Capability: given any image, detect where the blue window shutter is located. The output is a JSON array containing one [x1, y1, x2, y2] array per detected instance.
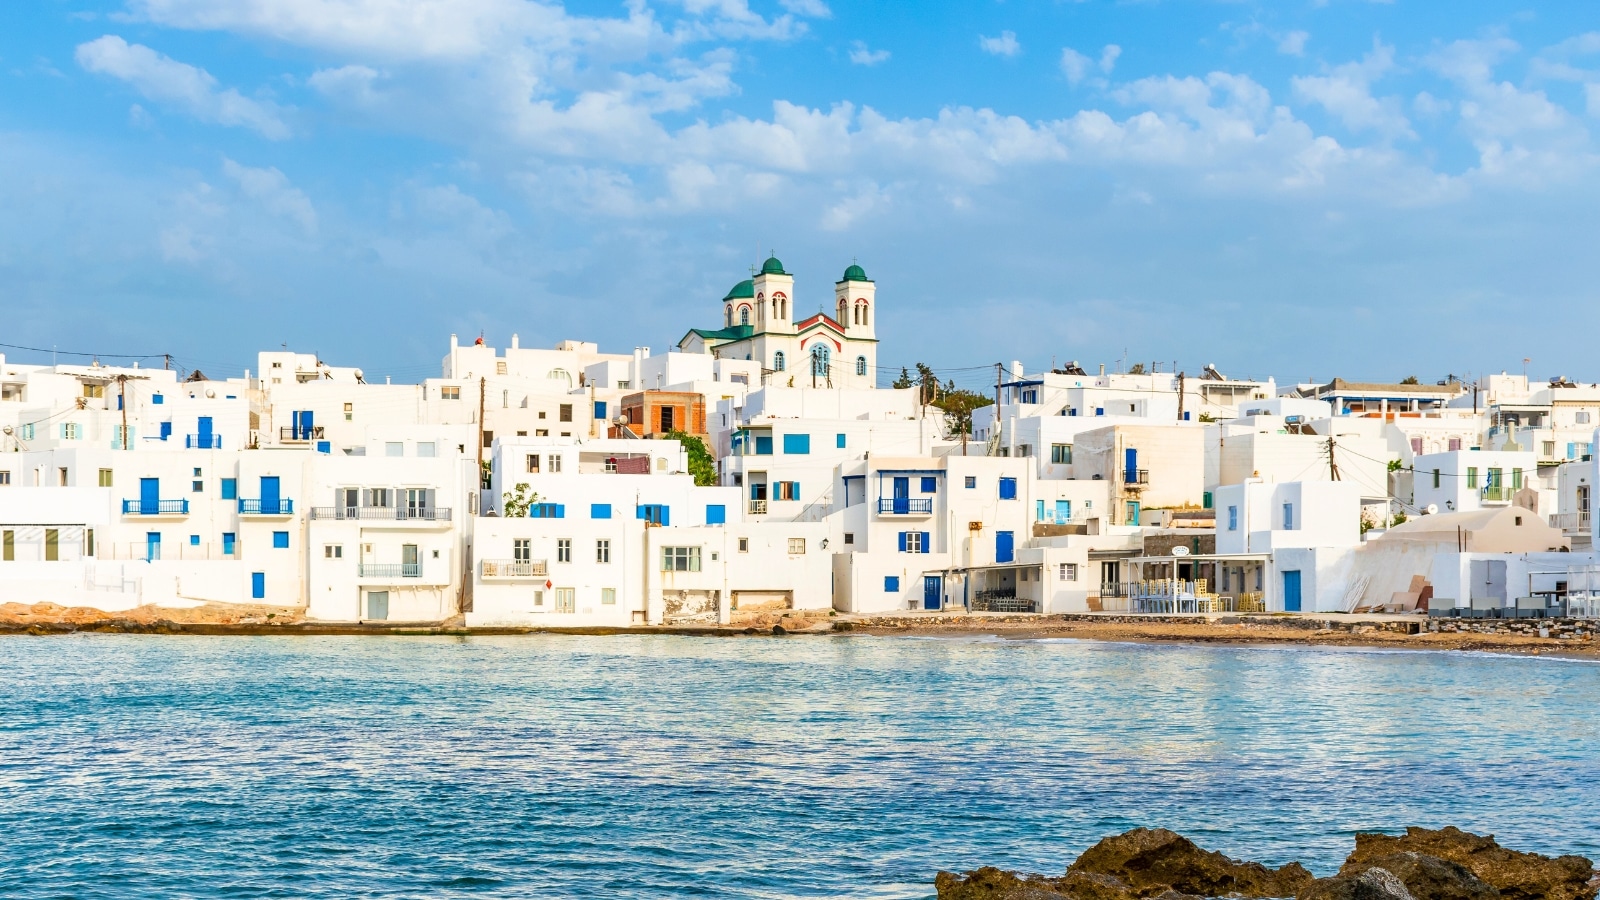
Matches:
[[919, 532, 930, 553], [591, 503, 611, 519], [190, 535, 200, 546], [836, 433, 846, 448], [706, 504, 725, 525], [755, 436, 773, 455], [117, 395, 123, 411], [884, 576, 899, 592], [556, 504, 566, 519], [222, 533, 236, 554], [999, 477, 1017, 500], [159, 422, 172, 440], [594, 401, 607, 420], [898, 532, 908, 552], [660, 505, 669, 526], [221, 478, 237, 500], [637, 505, 649, 519], [1036, 500, 1045, 521], [996, 530, 1014, 563], [921, 476, 936, 493], [272, 531, 289, 549], [251, 572, 265, 599], [783, 433, 810, 454], [152, 394, 164, 405]]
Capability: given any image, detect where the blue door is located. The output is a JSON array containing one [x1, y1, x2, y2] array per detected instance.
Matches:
[[139, 477, 159, 514], [892, 477, 909, 514], [259, 476, 280, 515], [222, 533, 236, 556], [251, 572, 265, 600], [1124, 448, 1138, 482], [198, 416, 214, 447], [923, 576, 942, 611], [996, 530, 1014, 563], [145, 532, 161, 561], [1282, 570, 1303, 612]]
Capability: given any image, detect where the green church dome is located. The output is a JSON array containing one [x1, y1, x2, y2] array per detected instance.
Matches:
[[760, 256, 787, 275], [842, 263, 870, 282], [722, 279, 755, 301]]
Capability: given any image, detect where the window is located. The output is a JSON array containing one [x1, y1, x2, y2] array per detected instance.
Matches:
[[856, 356, 867, 376], [1228, 506, 1238, 531], [1282, 503, 1294, 530], [998, 477, 1018, 500], [98, 468, 113, 487], [513, 539, 531, 562], [386, 442, 403, 457], [662, 546, 701, 571], [1433, 469, 1441, 489], [190, 534, 201, 546], [483, 431, 495, 445], [836, 433, 846, 449], [18, 423, 33, 441], [539, 411, 547, 419], [775, 481, 800, 501], [844, 533, 855, 545], [1513, 468, 1524, 490], [222, 533, 236, 556], [705, 504, 726, 525], [884, 576, 900, 592], [325, 545, 343, 559], [591, 503, 612, 519], [899, 531, 928, 553], [272, 531, 289, 549], [560, 404, 573, 423], [344, 402, 354, 421], [739, 307, 750, 326], [965, 476, 976, 489], [192, 480, 203, 493], [920, 476, 937, 493], [1580, 412, 1593, 425], [1051, 444, 1073, 465], [601, 588, 617, 605], [549, 455, 562, 473], [596, 539, 611, 563], [659, 406, 674, 432], [773, 351, 785, 371], [1466, 467, 1478, 489], [62, 423, 81, 440], [788, 538, 806, 554], [557, 539, 572, 563], [58, 467, 68, 486], [442, 385, 460, 400], [530, 503, 565, 518], [738, 537, 749, 552], [417, 442, 436, 458], [637, 504, 669, 525], [1, 471, 11, 486], [1060, 563, 1078, 581], [527, 454, 540, 473], [594, 401, 607, 420], [83, 383, 104, 399], [783, 434, 810, 454]]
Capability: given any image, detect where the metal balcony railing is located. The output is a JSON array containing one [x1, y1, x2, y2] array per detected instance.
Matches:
[[279, 425, 325, 442], [1480, 485, 1513, 502], [877, 497, 934, 515], [238, 499, 295, 515], [309, 506, 452, 521], [121, 499, 189, 515], [1124, 469, 1150, 485], [359, 563, 421, 578], [185, 434, 222, 449], [481, 559, 549, 578], [748, 499, 768, 515]]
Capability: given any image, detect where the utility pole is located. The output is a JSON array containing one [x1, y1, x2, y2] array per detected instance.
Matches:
[[994, 363, 1003, 457], [1177, 371, 1185, 422], [1328, 435, 1341, 481], [476, 375, 487, 487], [163, 354, 171, 371], [118, 375, 127, 450]]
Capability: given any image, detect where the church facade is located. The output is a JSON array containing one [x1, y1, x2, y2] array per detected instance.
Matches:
[[677, 256, 879, 390]]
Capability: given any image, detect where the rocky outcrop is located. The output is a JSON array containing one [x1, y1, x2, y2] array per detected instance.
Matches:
[[936, 827, 1595, 900], [1342, 827, 1596, 900], [1065, 828, 1313, 899]]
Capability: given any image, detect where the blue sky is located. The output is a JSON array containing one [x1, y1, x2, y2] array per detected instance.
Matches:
[[3, 1, 1599, 388]]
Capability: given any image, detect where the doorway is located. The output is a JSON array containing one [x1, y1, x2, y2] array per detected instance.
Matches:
[[923, 575, 942, 611]]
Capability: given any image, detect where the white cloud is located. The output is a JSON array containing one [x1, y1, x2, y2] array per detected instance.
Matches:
[[1278, 30, 1309, 56], [1292, 41, 1413, 138], [778, 0, 830, 17], [74, 35, 290, 138], [1587, 83, 1600, 117], [848, 41, 889, 67], [1062, 44, 1120, 85], [820, 182, 887, 230], [222, 158, 317, 233], [979, 31, 1020, 58]]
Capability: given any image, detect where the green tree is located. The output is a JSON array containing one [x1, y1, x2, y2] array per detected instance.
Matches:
[[502, 483, 539, 518], [1400, 375, 1420, 385], [891, 367, 914, 390], [665, 430, 718, 486]]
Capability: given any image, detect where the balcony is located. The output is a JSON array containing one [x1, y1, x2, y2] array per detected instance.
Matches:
[[481, 559, 549, 578], [121, 499, 189, 516], [310, 506, 453, 523], [748, 499, 768, 515], [279, 425, 325, 443], [238, 498, 295, 516], [185, 434, 222, 449], [1550, 511, 1591, 533], [877, 497, 934, 516], [1480, 485, 1513, 504], [1124, 469, 1150, 487], [358, 563, 421, 578]]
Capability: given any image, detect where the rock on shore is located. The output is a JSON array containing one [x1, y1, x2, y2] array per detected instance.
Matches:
[[935, 826, 1597, 900]]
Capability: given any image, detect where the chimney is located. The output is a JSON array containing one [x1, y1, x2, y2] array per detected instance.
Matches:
[[511, 333, 520, 350], [450, 333, 459, 349]]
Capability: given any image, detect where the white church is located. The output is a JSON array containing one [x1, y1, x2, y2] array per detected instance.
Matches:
[[677, 255, 879, 389]]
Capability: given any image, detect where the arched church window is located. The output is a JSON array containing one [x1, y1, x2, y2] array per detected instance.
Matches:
[[856, 356, 867, 376], [773, 351, 785, 371], [725, 305, 732, 327], [857, 301, 869, 327], [838, 300, 848, 323], [811, 344, 830, 377], [739, 306, 750, 326]]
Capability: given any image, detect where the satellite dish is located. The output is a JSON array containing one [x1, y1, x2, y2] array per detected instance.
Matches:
[[205, 389, 216, 398], [612, 415, 629, 425], [1425, 504, 1439, 515], [1, 426, 11, 435], [1172, 546, 1191, 557]]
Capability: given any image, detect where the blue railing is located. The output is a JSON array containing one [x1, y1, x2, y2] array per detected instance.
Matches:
[[359, 563, 421, 578], [238, 499, 295, 515], [185, 434, 222, 449], [877, 497, 934, 515], [122, 499, 189, 515]]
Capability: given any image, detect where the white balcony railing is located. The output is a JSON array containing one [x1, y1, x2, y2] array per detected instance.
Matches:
[[481, 559, 549, 578]]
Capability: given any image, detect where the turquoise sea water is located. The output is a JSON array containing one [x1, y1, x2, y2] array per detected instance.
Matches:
[[2, 634, 1597, 898]]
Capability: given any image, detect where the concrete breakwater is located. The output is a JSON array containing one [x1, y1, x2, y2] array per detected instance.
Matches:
[[938, 825, 1599, 900]]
